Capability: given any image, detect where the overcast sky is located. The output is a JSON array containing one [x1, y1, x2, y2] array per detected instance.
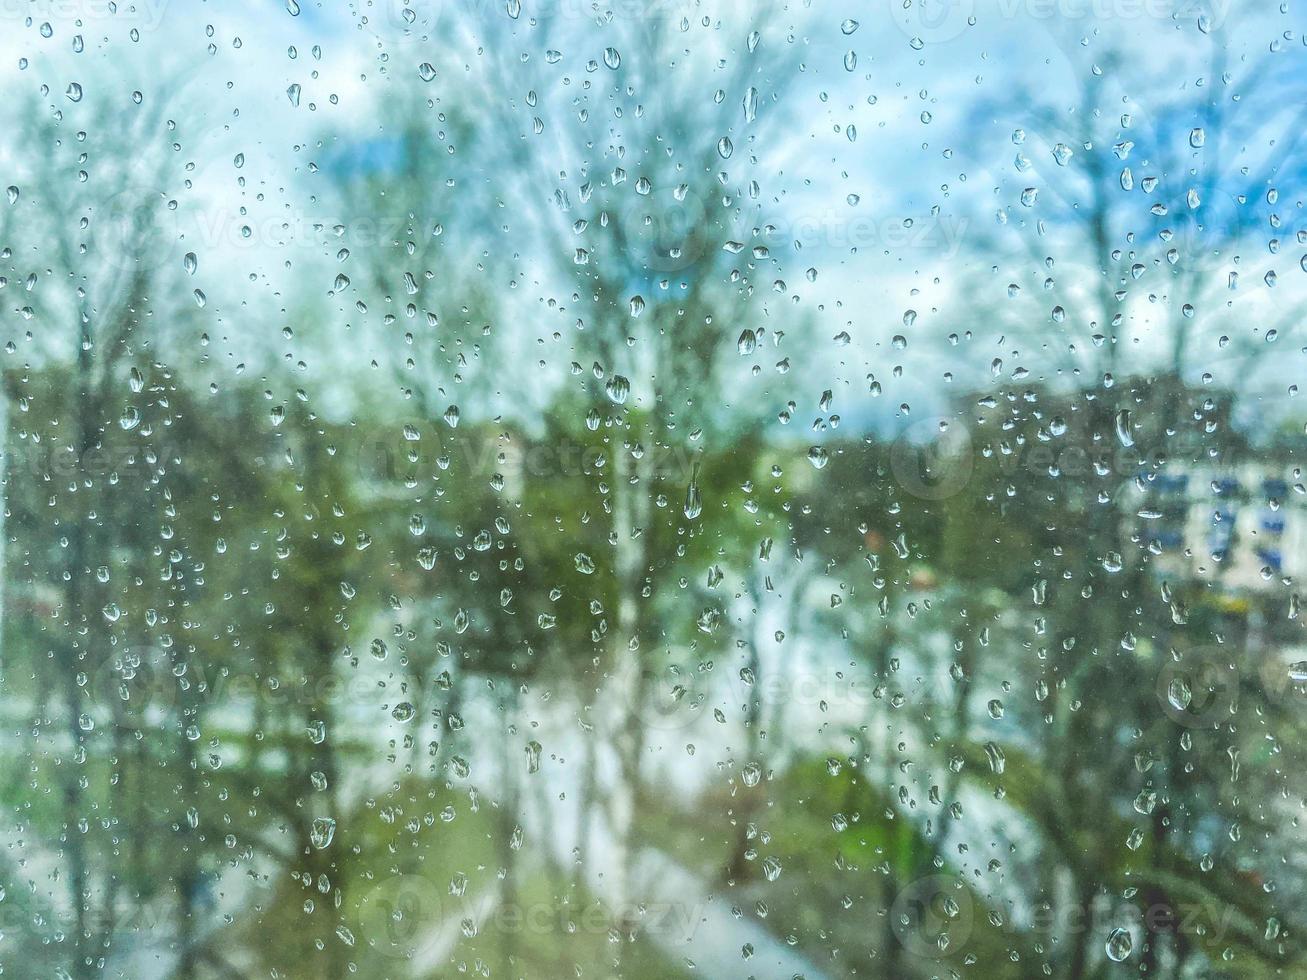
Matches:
[[2, 0, 1304, 436]]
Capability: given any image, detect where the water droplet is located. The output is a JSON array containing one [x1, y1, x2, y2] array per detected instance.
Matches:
[[1167, 677, 1192, 712], [309, 816, 336, 849], [605, 375, 630, 404], [742, 86, 758, 124], [391, 702, 416, 723], [984, 741, 1006, 774], [1105, 928, 1132, 962], [684, 477, 702, 520], [1115, 409, 1134, 447]]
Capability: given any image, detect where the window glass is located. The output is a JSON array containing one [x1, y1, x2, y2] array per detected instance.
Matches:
[[1, 2, 1302, 977]]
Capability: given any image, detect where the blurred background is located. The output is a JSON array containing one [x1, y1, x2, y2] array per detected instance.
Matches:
[[0, 0, 1304, 977]]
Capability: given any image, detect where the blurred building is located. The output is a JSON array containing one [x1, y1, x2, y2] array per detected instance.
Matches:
[[1133, 464, 1306, 590]]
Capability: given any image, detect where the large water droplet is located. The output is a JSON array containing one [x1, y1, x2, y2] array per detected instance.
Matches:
[[1105, 928, 1132, 962]]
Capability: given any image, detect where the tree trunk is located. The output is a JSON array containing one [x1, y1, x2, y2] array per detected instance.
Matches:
[[604, 432, 650, 967]]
